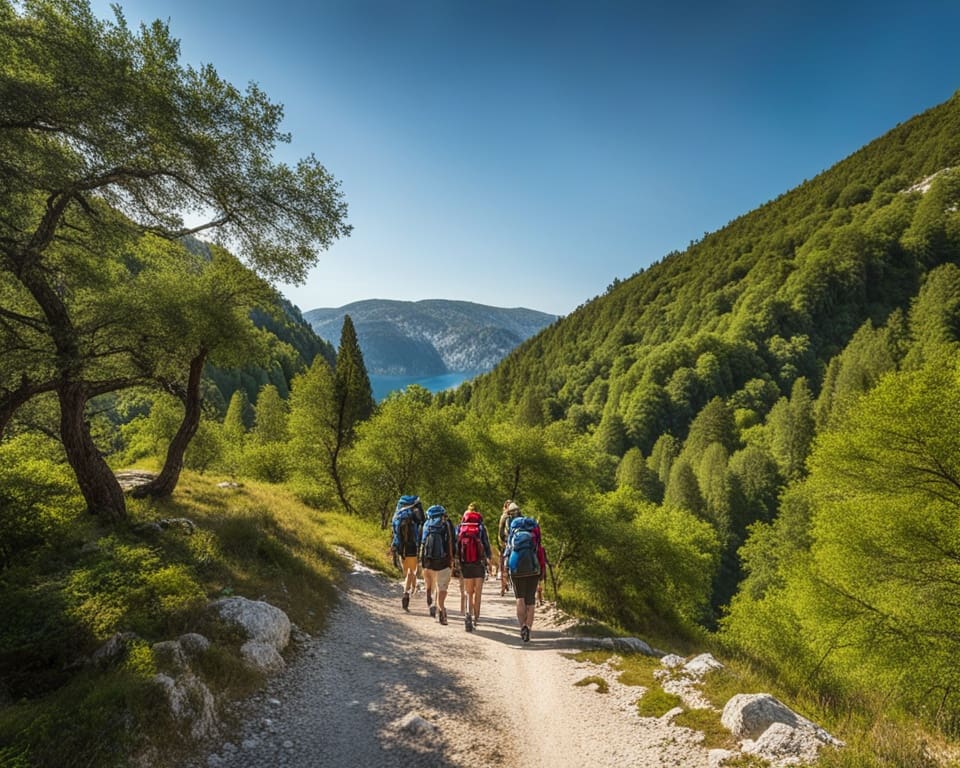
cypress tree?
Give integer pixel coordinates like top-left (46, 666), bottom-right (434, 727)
top-left (335, 315), bottom-right (375, 435)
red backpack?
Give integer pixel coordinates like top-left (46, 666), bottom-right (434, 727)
top-left (457, 511), bottom-right (484, 565)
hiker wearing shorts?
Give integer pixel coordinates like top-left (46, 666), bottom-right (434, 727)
top-left (456, 502), bottom-right (492, 632)
top-left (420, 504), bottom-right (455, 625)
top-left (390, 495), bottom-right (423, 611)
top-left (504, 509), bottom-right (546, 643)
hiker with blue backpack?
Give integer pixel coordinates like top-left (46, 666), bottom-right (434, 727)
top-left (504, 505), bottom-right (547, 643)
top-left (390, 495), bottom-right (424, 611)
top-left (420, 504), bottom-right (456, 625)
top-left (456, 502), bottom-right (492, 632)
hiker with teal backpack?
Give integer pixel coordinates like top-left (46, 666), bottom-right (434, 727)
top-left (456, 502), bottom-right (492, 632)
top-left (504, 506), bottom-right (546, 643)
top-left (390, 495), bottom-right (424, 611)
top-left (420, 504), bottom-right (455, 625)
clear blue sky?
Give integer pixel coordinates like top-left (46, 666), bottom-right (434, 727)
top-left (92, 0), bottom-right (960, 316)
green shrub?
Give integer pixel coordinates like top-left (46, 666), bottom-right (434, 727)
top-left (240, 443), bottom-right (289, 483)
top-left (0, 435), bottom-right (84, 568)
top-left (65, 536), bottom-right (205, 638)
top-left (0, 670), bottom-right (165, 768)
top-left (574, 675), bottom-right (609, 693)
top-left (635, 686), bottom-right (682, 717)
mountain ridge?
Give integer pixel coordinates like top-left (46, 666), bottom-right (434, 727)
top-left (304, 299), bottom-right (557, 376)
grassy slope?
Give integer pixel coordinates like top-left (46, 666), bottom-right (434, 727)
top-left (0, 471), bottom-right (391, 768)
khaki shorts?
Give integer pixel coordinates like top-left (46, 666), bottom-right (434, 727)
top-left (401, 556), bottom-right (418, 574)
top-left (426, 566), bottom-right (452, 591)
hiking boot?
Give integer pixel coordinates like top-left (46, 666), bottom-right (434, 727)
top-left (465, 613), bottom-right (473, 632)
top-left (520, 625), bottom-right (530, 643)
top-left (402, 592), bottom-right (410, 611)
top-left (439, 609), bottom-right (448, 626)
top-left (429, 605), bottom-right (437, 618)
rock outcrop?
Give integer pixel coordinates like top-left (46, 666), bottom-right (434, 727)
top-left (722, 693), bottom-right (843, 766)
top-left (653, 654), bottom-right (843, 767)
top-left (210, 597), bottom-right (292, 673)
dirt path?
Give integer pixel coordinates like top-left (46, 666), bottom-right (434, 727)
top-left (194, 559), bottom-right (713, 767)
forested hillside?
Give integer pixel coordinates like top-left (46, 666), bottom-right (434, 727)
top-left (460, 91), bottom-right (960, 435)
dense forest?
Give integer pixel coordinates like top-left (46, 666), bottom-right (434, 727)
top-left (447, 87), bottom-right (960, 733)
top-left (3, 1), bottom-right (960, 765)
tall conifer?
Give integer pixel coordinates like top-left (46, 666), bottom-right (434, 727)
top-left (335, 315), bottom-right (375, 434)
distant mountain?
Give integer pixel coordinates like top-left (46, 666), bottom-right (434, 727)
top-left (304, 299), bottom-right (558, 376)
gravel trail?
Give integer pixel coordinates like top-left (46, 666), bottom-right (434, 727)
top-left (195, 559), bottom-right (712, 768)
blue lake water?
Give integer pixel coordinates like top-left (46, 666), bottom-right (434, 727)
top-left (369, 371), bottom-right (483, 402)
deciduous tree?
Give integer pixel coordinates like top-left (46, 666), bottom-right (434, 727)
top-left (0, 0), bottom-right (350, 520)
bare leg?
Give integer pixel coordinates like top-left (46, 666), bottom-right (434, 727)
top-left (424, 569), bottom-right (437, 611)
top-left (524, 603), bottom-right (536, 628)
top-left (471, 578), bottom-right (483, 620)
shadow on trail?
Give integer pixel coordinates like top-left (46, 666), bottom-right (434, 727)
top-left (269, 567), bottom-right (504, 767)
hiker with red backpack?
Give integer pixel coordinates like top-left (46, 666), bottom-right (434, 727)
top-left (456, 502), bottom-right (492, 632)
top-left (390, 495), bottom-right (423, 611)
top-left (504, 507), bottom-right (547, 643)
top-left (420, 504), bottom-right (456, 625)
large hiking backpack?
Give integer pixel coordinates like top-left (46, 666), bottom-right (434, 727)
top-left (507, 516), bottom-right (541, 577)
top-left (393, 495), bottom-right (423, 557)
top-left (396, 494), bottom-right (424, 522)
top-left (421, 505), bottom-right (450, 565)
top-left (457, 510), bottom-right (484, 566)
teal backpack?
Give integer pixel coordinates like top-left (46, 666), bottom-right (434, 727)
top-left (507, 516), bottom-right (540, 577)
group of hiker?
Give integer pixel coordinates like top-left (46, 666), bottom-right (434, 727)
top-left (389, 495), bottom-right (547, 643)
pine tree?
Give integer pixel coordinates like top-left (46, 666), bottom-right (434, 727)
top-left (334, 315), bottom-right (375, 435)
top-left (768, 378), bottom-right (814, 481)
top-left (664, 458), bottom-right (705, 517)
top-left (616, 447), bottom-right (663, 502)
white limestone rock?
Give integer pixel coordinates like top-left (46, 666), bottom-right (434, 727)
top-left (210, 597), bottom-right (291, 652)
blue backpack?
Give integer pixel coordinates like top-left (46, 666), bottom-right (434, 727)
top-left (507, 516), bottom-right (541, 577)
top-left (421, 505), bottom-right (450, 564)
top-left (392, 497), bottom-right (421, 557)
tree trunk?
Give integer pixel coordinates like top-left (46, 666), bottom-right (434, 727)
top-left (58, 380), bottom-right (127, 522)
top-left (329, 389), bottom-right (356, 514)
top-left (329, 440), bottom-right (356, 514)
top-left (132, 350), bottom-right (207, 499)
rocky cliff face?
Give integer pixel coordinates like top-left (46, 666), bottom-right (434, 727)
top-left (304, 299), bottom-right (557, 375)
